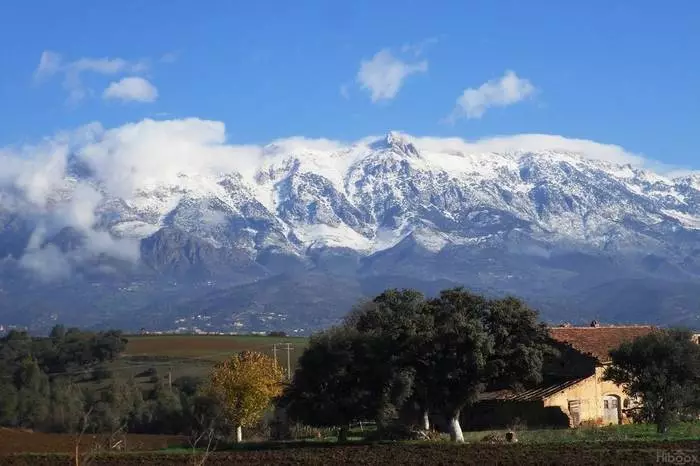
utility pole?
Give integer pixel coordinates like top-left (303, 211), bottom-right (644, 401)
top-left (285, 342), bottom-right (293, 380)
top-left (168, 369), bottom-right (172, 392)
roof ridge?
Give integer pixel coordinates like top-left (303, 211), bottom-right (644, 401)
top-left (549, 325), bottom-right (656, 329)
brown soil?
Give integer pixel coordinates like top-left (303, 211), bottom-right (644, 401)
top-left (2, 440), bottom-right (700, 466)
top-left (0, 428), bottom-right (185, 455)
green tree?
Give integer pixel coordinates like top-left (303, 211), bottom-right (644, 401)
top-left (484, 296), bottom-right (550, 391)
top-left (604, 328), bottom-right (700, 433)
top-left (204, 351), bottom-right (284, 442)
top-left (15, 358), bottom-right (51, 429)
top-left (47, 379), bottom-right (84, 432)
top-left (285, 288), bottom-right (550, 443)
top-left (345, 289), bottom-right (431, 431)
top-left (421, 289), bottom-right (493, 442)
top-left (0, 381), bottom-right (18, 426)
top-left (420, 290), bottom-right (550, 442)
top-left (49, 324), bottom-right (66, 341)
top-left (281, 327), bottom-right (375, 442)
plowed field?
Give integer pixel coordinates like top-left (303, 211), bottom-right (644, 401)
top-left (2, 440), bottom-right (700, 465)
top-left (0, 428), bottom-right (185, 455)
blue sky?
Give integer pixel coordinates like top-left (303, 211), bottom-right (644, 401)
top-left (1, 0), bottom-right (698, 167)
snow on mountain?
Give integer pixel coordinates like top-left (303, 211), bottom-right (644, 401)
top-left (4, 129), bottom-right (700, 267)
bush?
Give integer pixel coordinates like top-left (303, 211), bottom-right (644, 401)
top-left (173, 376), bottom-right (202, 397)
top-left (289, 423), bottom-right (324, 440)
top-left (267, 331), bottom-right (287, 338)
top-left (364, 423), bottom-right (434, 441)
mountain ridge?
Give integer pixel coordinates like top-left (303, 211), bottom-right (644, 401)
top-left (2, 129), bottom-right (700, 333)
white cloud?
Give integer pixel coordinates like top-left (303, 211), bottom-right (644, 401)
top-left (400, 36), bottom-right (440, 57)
top-left (76, 118), bottom-right (264, 197)
top-left (339, 83), bottom-right (350, 99)
top-left (159, 51), bottom-right (179, 63)
top-left (103, 77), bottom-right (159, 103)
top-left (34, 50), bottom-right (153, 103)
top-left (34, 51), bottom-right (63, 80)
top-left (19, 245), bottom-right (72, 281)
top-left (410, 133), bottom-right (646, 167)
top-left (357, 49), bottom-right (427, 102)
top-left (449, 70), bottom-right (536, 120)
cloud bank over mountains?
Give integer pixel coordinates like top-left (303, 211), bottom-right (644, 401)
top-left (0, 117), bottom-right (685, 280)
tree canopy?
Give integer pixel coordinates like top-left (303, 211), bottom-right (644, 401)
top-left (604, 328), bottom-right (700, 433)
top-left (204, 350), bottom-right (285, 442)
top-left (281, 327), bottom-right (373, 441)
top-left (283, 287), bottom-right (551, 442)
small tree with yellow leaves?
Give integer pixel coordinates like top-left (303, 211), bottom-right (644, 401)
top-left (204, 351), bottom-right (285, 443)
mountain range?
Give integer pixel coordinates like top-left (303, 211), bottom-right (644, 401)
top-left (3, 129), bottom-right (700, 334)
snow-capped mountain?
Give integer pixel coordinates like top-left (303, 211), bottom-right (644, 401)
top-left (3, 131), bottom-right (700, 333)
top-left (78, 131), bottom-right (700, 253)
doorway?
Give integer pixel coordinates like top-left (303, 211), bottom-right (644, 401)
top-left (602, 395), bottom-right (620, 424)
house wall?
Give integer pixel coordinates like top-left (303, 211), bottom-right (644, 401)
top-left (543, 365), bottom-right (632, 426)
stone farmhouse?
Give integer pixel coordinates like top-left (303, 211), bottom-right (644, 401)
top-left (464, 322), bottom-right (657, 429)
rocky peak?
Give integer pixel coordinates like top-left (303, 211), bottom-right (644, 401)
top-left (374, 131), bottom-right (421, 158)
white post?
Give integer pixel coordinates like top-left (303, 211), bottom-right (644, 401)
top-left (236, 425), bottom-right (243, 443)
top-left (423, 410), bottom-right (430, 431)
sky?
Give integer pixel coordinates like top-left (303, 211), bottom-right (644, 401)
top-left (1, 0), bottom-right (699, 168)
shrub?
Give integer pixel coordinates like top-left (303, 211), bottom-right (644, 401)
top-left (92, 366), bottom-right (112, 381)
top-left (364, 423), bottom-right (434, 441)
top-left (481, 432), bottom-right (507, 444)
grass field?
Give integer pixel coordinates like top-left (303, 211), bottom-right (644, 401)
top-left (461, 422), bottom-right (700, 443)
top-left (102, 334), bottom-right (309, 386)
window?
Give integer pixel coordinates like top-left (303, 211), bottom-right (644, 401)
top-left (623, 398), bottom-right (630, 408)
top-left (604, 400), bottom-right (609, 409)
top-left (568, 400), bottom-right (581, 426)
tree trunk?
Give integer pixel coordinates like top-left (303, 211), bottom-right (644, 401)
top-left (338, 425), bottom-right (349, 443)
top-left (423, 409), bottom-right (430, 431)
top-left (656, 421), bottom-right (669, 434)
top-left (235, 425), bottom-right (243, 443)
top-left (655, 409), bottom-right (670, 434)
top-left (449, 412), bottom-right (464, 443)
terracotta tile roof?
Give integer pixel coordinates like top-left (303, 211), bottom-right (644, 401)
top-left (549, 325), bottom-right (656, 363)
